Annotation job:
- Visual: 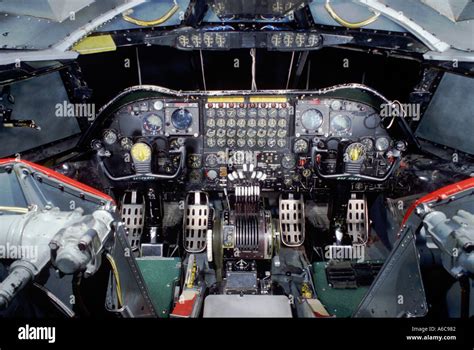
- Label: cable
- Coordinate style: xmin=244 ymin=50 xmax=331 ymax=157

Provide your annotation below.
xmin=250 ymin=48 xmax=258 ymax=91
xmin=286 ymin=51 xmax=295 ymax=89
xmin=106 ymin=253 xmax=123 ymax=308
xmin=199 ymin=50 xmax=207 ymax=91
xmin=123 ymin=1 xmax=179 ymax=27
xmin=325 ymin=0 xmax=380 ymax=29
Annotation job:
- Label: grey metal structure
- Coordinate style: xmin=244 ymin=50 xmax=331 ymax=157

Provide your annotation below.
xmin=0 ymin=207 xmax=114 ymax=308
xmin=354 ymin=227 xmax=428 ymax=318
xmin=422 ymin=209 xmax=474 ymax=278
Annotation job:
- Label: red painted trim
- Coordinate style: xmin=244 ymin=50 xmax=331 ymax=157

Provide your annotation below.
xmin=402 ymin=177 xmax=474 ymax=225
xmin=170 ymin=295 xmax=197 ymax=318
xmin=0 ymin=158 xmax=114 ymax=203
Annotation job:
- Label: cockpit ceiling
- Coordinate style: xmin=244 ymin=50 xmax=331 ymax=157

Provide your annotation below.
xmin=0 ymin=0 xmax=473 ymax=61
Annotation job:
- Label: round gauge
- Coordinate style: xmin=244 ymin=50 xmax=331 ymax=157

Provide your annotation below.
xmin=227 ymin=119 xmax=236 ymax=128
xmin=207 ymin=138 xmax=216 ymax=147
xmin=247 ymin=139 xmax=256 ymax=148
xmin=330 ymin=114 xmax=351 ymax=133
xmin=257 ymin=129 xmax=267 ymax=138
xmin=216 ymin=129 xmax=226 ymax=137
xmin=301 ymin=109 xmax=323 ymax=131
xmin=277 ymin=129 xmax=287 ymax=138
xmin=191 ymin=34 xmax=202 ymax=46
xmin=278 ymin=119 xmax=287 ymax=128
xmin=258 ymin=119 xmax=267 ymax=127
xmin=91 ymin=139 xmax=103 ymax=150
xmin=178 ymin=35 xmax=190 ymax=47
xmin=216 ymin=118 xmax=226 ymax=127
xmin=258 ymin=108 xmax=267 ymax=118
xmin=283 ymin=33 xmax=294 ymax=47
xmin=237 ymin=119 xmax=246 ymax=128
xmin=153 ymin=101 xmax=164 ymax=111
xmin=330 ymin=100 xmax=342 ymax=111
xmin=247 ymin=119 xmax=257 ymax=128
xmin=346 ymin=142 xmax=366 ymax=162
xmin=103 ymin=129 xmax=118 ymax=145
xmin=281 ymin=154 xmax=296 ymax=169
xmin=257 ymin=138 xmax=267 ymax=147
xmin=237 ymin=108 xmax=247 ymax=118
xmin=375 ymin=137 xmax=390 ymax=152
xmin=267 ymin=138 xmax=276 ymax=148
xmin=131 ymin=142 xmax=152 ymax=162
xmin=188 ymin=170 xmax=202 ymax=183
xmin=227 ymin=138 xmax=236 ymax=147
xmin=268 ymin=108 xmax=278 ymax=118
xmin=206 ymin=118 xmax=216 ymax=128
xmin=277 ymin=138 xmax=287 ymax=148
xmin=307 ymin=34 xmax=320 ymax=46
xmin=120 ymin=137 xmax=133 ymax=150
xmin=206 ymin=109 xmax=216 ymax=118
xmin=143 ymin=113 xmax=163 ymax=134
xmin=237 ymin=139 xmax=246 ymax=148
xmin=227 ymin=108 xmax=236 ymax=118
xmin=361 ymin=138 xmax=374 ymax=151
xmin=227 ymin=129 xmax=236 ymax=137
xmin=217 ymin=138 xmax=226 ymax=147
xmin=217 ymin=109 xmax=226 ymax=118
xmin=278 ymin=109 xmax=288 ymax=118
xmin=248 ymin=108 xmax=257 ymax=118
xmin=295 ymin=34 xmax=306 ymax=47
xmin=206 ymin=129 xmax=216 ymax=137
xmin=237 ymin=129 xmax=246 ymax=138
xmin=293 ymin=139 xmax=309 ymax=153
xmin=187 ymin=154 xmax=202 ymax=169
xmin=171 ymin=109 xmax=193 ymax=130
xmin=268 ymin=118 xmax=277 ymax=128
xmin=267 ymin=129 xmax=277 ymax=138
xmin=247 ymin=129 xmax=257 ymax=138
xmin=205 ymin=154 xmax=219 ymax=167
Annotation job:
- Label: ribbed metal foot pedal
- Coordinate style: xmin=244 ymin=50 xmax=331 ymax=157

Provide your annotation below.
xmin=346 ymin=194 xmax=368 ymax=243
xmin=183 ymin=192 xmax=210 ymax=253
xmin=121 ymin=191 xmax=145 ymax=252
xmin=279 ymin=193 xmax=305 ymax=247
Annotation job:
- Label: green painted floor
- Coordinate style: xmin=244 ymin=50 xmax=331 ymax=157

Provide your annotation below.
xmin=312 ymin=262 xmax=369 ymax=318
xmin=136 ymin=257 xmax=181 ymax=318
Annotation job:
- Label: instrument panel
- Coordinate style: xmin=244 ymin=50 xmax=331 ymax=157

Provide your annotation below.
xmin=88 ymin=90 xmax=405 ymax=191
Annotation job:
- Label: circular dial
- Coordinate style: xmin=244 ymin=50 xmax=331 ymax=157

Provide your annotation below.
xmin=227 ymin=108 xmax=236 ymax=118
xmin=143 ymin=113 xmax=163 ymax=134
xmin=103 ymin=129 xmax=118 ymax=145
xmin=361 ymin=138 xmax=374 ymax=151
xmin=330 ymin=114 xmax=351 ymax=133
xmin=375 ymin=137 xmax=390 ymax=152
xmin=131 ymin=143 xmax=152 ymax=162
xmin=301 ymin=109 xmax=323 ymax=131
xmin=187 ymin=154 xmax=202 ymax=168
xmin=237 ymin=108 xmax=246 ymax=118
xmin=206 ymin=109 xmax=216 ymax=118
xmin=281 ymin=154 xmax=295 ymax=169
xmin=293 ymin=139 xmax=309 ymax=153
xmin=345 ymin=142 xmax=366 ymax=162
xmin=120 ymin=137 xmax=133 ymax=150
xmin=171 ymin=109 xmax=193 ymax=130
xmin=153 ymin=101 xmax=164 ymax=111
xmin=207 ymin=138 xmax=216 ymax=147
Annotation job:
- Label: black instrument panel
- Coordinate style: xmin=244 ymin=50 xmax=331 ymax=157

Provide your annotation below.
xmin=89 ymin=92 xmax=403 ymax=190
